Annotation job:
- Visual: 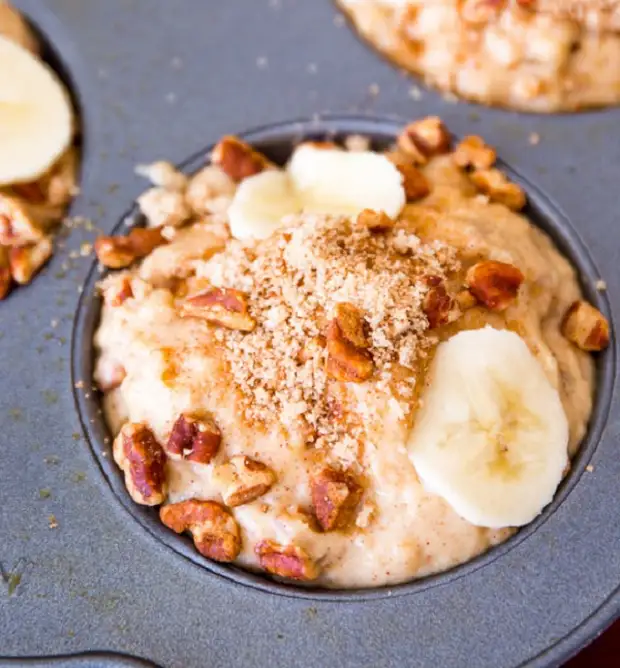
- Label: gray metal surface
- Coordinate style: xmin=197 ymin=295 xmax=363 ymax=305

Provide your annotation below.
xmin=1 ymin=1 xmax=619 ymax=667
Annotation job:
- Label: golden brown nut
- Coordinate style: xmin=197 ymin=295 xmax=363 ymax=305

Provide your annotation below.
xmin=396 ymin=162 xmax=431 ymax=202
xmin=562 ymin=300 xmax=610 ymax=352
xmin=453 ymin=136 xmax=497 ymax=170
xmin=326 ymin=303 xmax=374 ymax=382
xmin=166 ymin=413 xmax=221 ymax=464
xmin=469 ymin=169 xmax=526 ymax=210
xmin=211 ymin=135 xmax=273 ymax=182
xmin=180 ymin=287 xmax=256 ymax=332
xmin=310 ymin=467 xmax=363 ymax=532
xmin=95 ymin=227 xmax=168 ymax=269
xmin=0 ymin=194 xmax=45 ymax=246
xmin=356 ymin=209 xmax=395 ymax=233
xmin=466 ymin=260 xmax=524 ymax=311
xmin=397 ymin=116 xmax=451 ymax=164
xmin=216 ymin=455 xmax=276 ymax=507
xmin=0 ymin=245 xmax=12 ymax=300
xmin=160 ymin=499 xmax=241 ymax=562
xmin=113 ymin=423 xmax=167 ymax=506
xmin=255 ymin=540 xmax=320 ymax=581
xmin=423 ymin=276 xmax=455 ymax=329
xmin=9 ymin=236 xmax=53 ymax=284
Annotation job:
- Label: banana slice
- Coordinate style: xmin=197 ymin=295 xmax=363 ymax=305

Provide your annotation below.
xmin=228 ymin=170 xmax=302 ymax=241
xmin=408 ymin=327 xmax=569 ymax=529
xmin=287 ymin=144 xmax=405 ymax=218
xmin=0 ymin=36 xmax=73 ymax=185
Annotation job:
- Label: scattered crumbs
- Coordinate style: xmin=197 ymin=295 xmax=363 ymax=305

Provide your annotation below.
xmin=586 ymin=465 xmax=594 ymax=472
xmin=58 ymin=337 xmax=67 ymax=345
xmin=44 ymin=455 xmax=61 ymax=466
xmin=71 ymin=472 xmax=86 ymax=484
xmin=7 ymin=571 xmax=22 ymax=597
xmin=307 ymin=62 xmax=318 ymax=75
xmin=596 ymin=279 xmax=607 ymax=292
xmin=74 ymin=380 xmax=85 ymax=389
xmin=8 ymin=408 xmax=22 ymax=421
xmin=50 ymin=319 xmax=59 ymax=329
xmin=468 ymin=111 xmax=481 ymax=122
xmin=72 ymin=432 xmax=82 ymax=441
xmin=276 ymin=633 xmax=285 ymax=640
xmin=80 ymin=242 xmax=93 ymax=257
xmin=165 ymin=92 xmax=177 ymax=104
xmin=48 ymin=514 xmax=59 ymax=529
xmin=442 ymin=91 xmax=459 ymax=104
xmin=39 ymin=488 xmax=52 ymax=500
xmin=56 ymin=297 xmax=66 ymax=307
xmin=68 ymin=250 xmax=79 ymax=260
xmin=368 ymin=83 xmax=380 ymax=96
xmin=67 ymin=630 xmax=75 ymax=638
xmin=107 ymin=184 xmax=120 ymax=195
xmin=528 ymin=132 xmax=540 ymax=146
xmin=333 ymin=13 xmax=345 ymax=27
xmin=305 ymin=607 xmax=318 ymax=619
xmin=77 ymin=285 xmax=83 ymax=294
xmin=408 ymin=85 xmax=422 ymax=101
xmin=42 ymin=390 xmax=59 ymax=405
xmin=44 ymin=332 xmax=54 ymax=340
xmin=256 ymin=56 xmax=268 ymax=69
xmin=101 ymin=451 xmax=108 ymax=458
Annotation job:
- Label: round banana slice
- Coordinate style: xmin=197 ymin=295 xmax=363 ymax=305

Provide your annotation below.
xmin=288 ymin=144 xmax=406 ymax=219
xmin=0 ymin=36 xmax=73 ymax=185
xmin=228 ymin=170 xmax=301 ymax=241
xmin=408 ymin=327 xmax=569 ymax=529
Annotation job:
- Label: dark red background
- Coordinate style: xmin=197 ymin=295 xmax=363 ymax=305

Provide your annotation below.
xmin=565 ymin=619 xmax=620 ymax=666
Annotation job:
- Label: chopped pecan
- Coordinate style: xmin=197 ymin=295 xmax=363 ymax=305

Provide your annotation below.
xmin=216 ymin=455 xmax=276 ymax=507
xmin=9 ymin=237 xmax=53 ymax=284
xmin=113 ymin=423 xmax=167 ymax=506
xmin=396 ymin=162 xmax=431 ymax=202
xmin=166 ymin=413 xmax=221 ymax=464
xmin=310 ymin=467 xmax=363 ymax=532
xmin=326 ymin=303 xmax=374 ymax=382
xmin=466 ymin=260 xmax=524 ymax=311
xmin=469 ymin=169 xmax=526 ymax=210
xmin=356 ymin=208 xmax=395 ymax=232
xmin=100 ymin=274 xmax=134 ymax=307
xmin=397 ymin=116 xmax=451 ymax=164
xmin=0 ymin=246 xmax=12 ymax=300
xmin=562 ymin=300 xmax=610 ymax=352
xmin=453 ymin=135 xmax=497 ymax=170
xmin=0 ymin=195 xmax=45 ymax=246
xmin=255 ymin=540 xmax=319 ymax=581
xmin=211 ymin=135 xmax=273 ymax=182
xmin=423 ymin=276 xmax=455 ymax=328
xmin=160 ymin=499 xmax=241 ymax=562
xmin=180 ymin=287 xmax=256 ymax=332
xmin=460 ymin=0 xmax=505 ymax=24
xmin=95 ymin=227 xmax=168 ymax=269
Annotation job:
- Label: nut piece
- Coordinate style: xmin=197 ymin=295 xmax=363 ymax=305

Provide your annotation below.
xmin=95 ymin=227 xmax=168 ymax=269
xmin=469 ymin=169 xmax=526 ymax=210
xmin=160 ymin=499 xmax=241 ymax=562
xmin=166 ymin=413 xmax=221 ymax=464
xmin=460 ymin=0 xmax=505 ymax=24
xmin=216 ymin=455 xmax=276 ymax=507
xmin=397 ymin=116 xmax=451 ymax=164
xmin=423 ymin=276 xmax=455 ymax=328
xmin=466 ymin=260 xmax=524 ymax=311
xmin=310 ymin=467 xmax=363 ymax=532
xmin=326 ymin=303 xmax=374 ymax=382
xmin=9 ymin=237 xmax=53 ymax=284
xmin=137 ymin=187 xmax=191 ymax=228
xmin=396 ymin=162 xmax=431 ymax=202
xmin=113 ymin=423 xmax=167 ymax=506
xmin=211 ymin=135 xmax=273 ymax=182
xmin=453 ymin=136 xmax=497 ymax=170
xmin=180 ymin=287 xmax=256 ymax=332
xmin=100 ymin=274 xmax=134 ymax=307
xmin=0 ymin=194 xmax=44 ymax=246
xmin=562 ymin=300 xmax=610 ymax=352
xmin=255 ymin=540 xmax=320 ymax=581
xmin=356 ymin=208 xmax=395 ymax=232
xmin=0 ymin=245 xmax=12 ymax=300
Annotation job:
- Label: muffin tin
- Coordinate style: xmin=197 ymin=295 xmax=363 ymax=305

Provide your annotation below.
xmin=2 ymin=1 xmax=619 ymax=666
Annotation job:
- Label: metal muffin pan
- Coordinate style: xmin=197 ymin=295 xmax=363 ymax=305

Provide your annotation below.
xmin=2 ymin=1 xmax=619 ymax=666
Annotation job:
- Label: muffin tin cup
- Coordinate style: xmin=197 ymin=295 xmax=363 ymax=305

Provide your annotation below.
xmin=3 ymin=1 xmax=620 ymax=667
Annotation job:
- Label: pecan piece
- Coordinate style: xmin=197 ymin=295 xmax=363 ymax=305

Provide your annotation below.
xmin=255 ymin=540 xmax=319 ymax=581
xmin=326 ymin=303 xmax=374 ymax=382
xmin=469 ymin=169 xmax=526 ymax=210
xmin=396 ymin=162 xmax=431 ymax=202
xmin=9 ymin=237 xmax=53 ymax=284
xmin=0 ymin=194 xmax=45 ymax=246
xmin=216 ymin=455 xmax=276 ymax=507
xmin=113 ymin=423 xmax=167 ymax=506
xmin=310 ymin=467 xmax=363 ymax=532
xmin=95 ymin=227 xmax=168 ymax=269
xmin=0 ymin=245 xmax=12 ymax=300
xmin=423 ymin=276 xmax=455 ymax=328
xmin=180 ymin=287 xmax=256 ymax=332
xmin=453 ymin=135 xmax=497 ymax=170
xmin=397 ymin=116 xmax=451 ymax=164
xmin=466 ymin=260 xmax=524 ymax=311
xmin=562 ymin=300 xmax=610 ymax=352
xmin=166 ymin=413 xmax=221 ymax=464
xmin=211 ymin=135 xmax=273 ymax=182
xmin=356 ymin=209 xmax=394 ymax=232
xmin=160 ymin=499 xmax=241 ymax=562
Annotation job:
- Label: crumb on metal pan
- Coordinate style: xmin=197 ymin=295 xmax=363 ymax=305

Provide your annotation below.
xmin=596 ymin=280 xmax=607 ymax=291
xmin=528 ymin=133 xmax=541 ymax=146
